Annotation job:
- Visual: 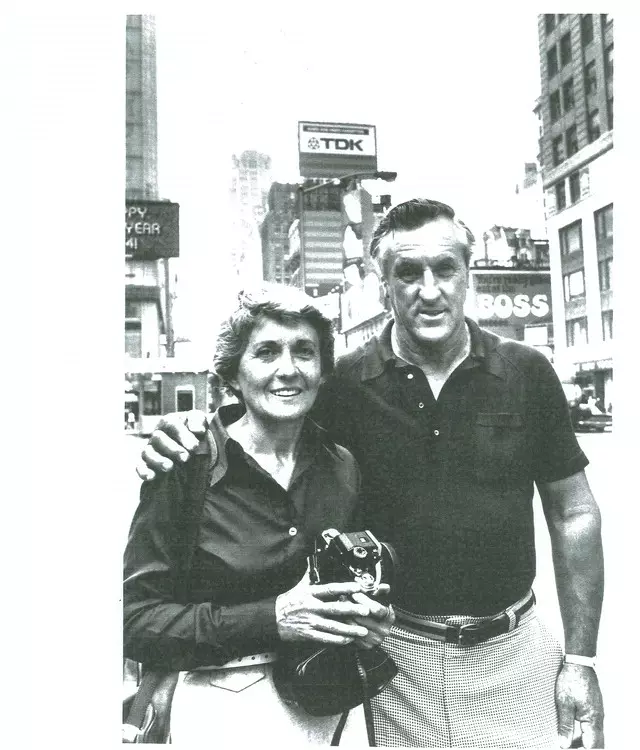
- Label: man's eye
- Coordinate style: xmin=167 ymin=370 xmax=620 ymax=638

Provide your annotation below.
xmin=396 ymin=266 xmax=421 ymax=281
xmin=437 ymin=263 xmax=457 ymax=276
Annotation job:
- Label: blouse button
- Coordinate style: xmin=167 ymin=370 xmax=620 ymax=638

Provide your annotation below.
xmin=288 ymin=527 xmax=298 ymax=536
xmin=418 ymin=402 xmax=424 ymax=409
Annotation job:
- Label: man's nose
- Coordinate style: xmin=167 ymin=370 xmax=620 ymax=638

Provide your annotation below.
xmin=418 ymin=269 xmax=440 ymax=299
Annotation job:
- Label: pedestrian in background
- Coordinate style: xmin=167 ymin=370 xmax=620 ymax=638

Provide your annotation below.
xmin=136 ymin=198 xmax=604 ymax=748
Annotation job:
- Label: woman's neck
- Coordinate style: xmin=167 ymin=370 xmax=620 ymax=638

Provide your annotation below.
xmin=226 ymin=412 xmax=305 ymax=463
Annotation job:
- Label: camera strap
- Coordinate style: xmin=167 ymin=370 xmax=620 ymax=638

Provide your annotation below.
xmin=329 ymin=651 xmax=377 ymax=746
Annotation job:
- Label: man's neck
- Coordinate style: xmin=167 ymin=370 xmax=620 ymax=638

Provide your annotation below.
xmin=391 ymin=321 xmax=471 ymax=378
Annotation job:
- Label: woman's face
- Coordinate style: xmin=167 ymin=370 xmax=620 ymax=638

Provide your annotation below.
xmin=231 ymin=317 xmax=323 ymax=425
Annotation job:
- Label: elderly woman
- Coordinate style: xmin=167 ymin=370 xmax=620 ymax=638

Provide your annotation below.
xmin=123 ymin=284 xmax=394 ymax=744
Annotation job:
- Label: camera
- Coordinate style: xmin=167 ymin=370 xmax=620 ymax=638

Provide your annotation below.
xmin=308 ymin=528 xmax=396 ymax=595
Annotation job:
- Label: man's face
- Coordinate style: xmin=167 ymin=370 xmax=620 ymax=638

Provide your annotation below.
xmin=378 ymin=218 xmax=470 ymax=349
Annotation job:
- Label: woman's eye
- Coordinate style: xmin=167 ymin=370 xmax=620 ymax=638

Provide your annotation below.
xmin=255 ymin=347 xmax=275 ymax=359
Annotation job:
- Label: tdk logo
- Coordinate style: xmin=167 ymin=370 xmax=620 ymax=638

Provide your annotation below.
xmin=308 ymin=137 xmax=364 ymax=151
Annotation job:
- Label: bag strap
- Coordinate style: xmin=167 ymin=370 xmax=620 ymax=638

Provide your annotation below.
xmin=123 ymin=433 xmax=215 ymax=742
xmin=330 ymin=650 xmax=377 ymax=746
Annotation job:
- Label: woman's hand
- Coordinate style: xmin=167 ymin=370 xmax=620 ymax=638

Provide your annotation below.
xmin=276 ymin=575 xmax=378 ymax=646
xmin=350 ymin=588 xmax=395 ymax=650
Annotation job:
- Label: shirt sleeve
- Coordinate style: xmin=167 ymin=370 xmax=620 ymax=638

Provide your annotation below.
xmin=528 ymin=350 xmax=589 ymax=483
xmin=123 ymin=468 xmax=280 ymax=671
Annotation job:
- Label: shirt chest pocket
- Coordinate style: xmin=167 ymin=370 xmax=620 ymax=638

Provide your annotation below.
xmin=474 ymin=412 xmax=529 ymax=484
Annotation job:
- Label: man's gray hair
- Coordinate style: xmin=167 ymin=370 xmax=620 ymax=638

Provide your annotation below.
xmin=369 ymin=198 xmax=475 ymax=276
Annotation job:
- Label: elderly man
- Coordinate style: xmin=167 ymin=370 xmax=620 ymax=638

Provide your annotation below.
xmin=137 ymin=198 xmax=604 ymax=748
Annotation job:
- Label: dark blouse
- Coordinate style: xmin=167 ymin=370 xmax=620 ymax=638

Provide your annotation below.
xmin=123 ymin=404 xmax=361 ymax=671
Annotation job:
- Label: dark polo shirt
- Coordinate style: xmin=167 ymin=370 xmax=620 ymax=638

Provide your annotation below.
xmin=313 ymin=318 xmax=588 ymax=616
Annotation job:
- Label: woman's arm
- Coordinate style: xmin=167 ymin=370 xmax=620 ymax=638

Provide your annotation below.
xmin=124 ymin=468 xmax=376 ymax=671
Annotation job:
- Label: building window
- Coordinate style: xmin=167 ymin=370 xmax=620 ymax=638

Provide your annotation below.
xmin=562 ymin=78 xmax=574 ymax=111
xmin=558 ymin=14 xmax=566 ymax=21
xmin=588 ymin=109 xmax=601 ymax=142
xmin=566 ymin=125 xmax=579 ymax=157
xmin=560 ymin=32 xmax=572 ymax=67
xmin=581 ymin=14 xmax=594 ymax=46
xmin=569 ymin=171 xmax=581 ymax=203
xmin=566 ymin=317 xmax=588 ymax=347
xmin=563 ymin=270 xmax=585 ymax=301
xmin=607 ymin=97 xmax=614 ymax=130
xmin=556 ymin=181 xmax=567 ymax=210
xmin=552 ymin=135 xmax=565 ymax=166
xmin=598 ymin=258 xmax=613 ymax=292
xmin=602 ymin=310 xmax=613 ymax=341
xmin=584 ymin=61 xmax=597 ymax=95
xmin=605 ymin=44 xmax=614 ymax=79
xmin=176 ymin=387 xmax=195 ymax=412
xmin=559 ymin=220 xmax=583 ymax=256
xmin=594 ymin=204 xmax=613 ymax=243
xmin=125 ymin=323 xmax=142 ymax=358
xmin=547 ymin=46 xmax=559 ymax=78
xmin=545 ymin=14 xmax=556 ymax=34
xmin=550 ymin=90 xmax=561 ymax=122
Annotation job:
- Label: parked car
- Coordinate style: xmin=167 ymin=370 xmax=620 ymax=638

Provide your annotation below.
xmin=571 ymin=404 xmax=613 ymax=433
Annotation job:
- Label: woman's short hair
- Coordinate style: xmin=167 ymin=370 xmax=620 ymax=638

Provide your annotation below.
xmin=213 ymin=283 xmax=335 ymax=393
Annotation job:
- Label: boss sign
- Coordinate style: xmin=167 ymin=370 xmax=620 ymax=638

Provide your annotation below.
xmin=471 ymin=272 xmax=552 ymax=325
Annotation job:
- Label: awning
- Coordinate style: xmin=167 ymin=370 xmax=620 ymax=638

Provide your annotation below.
xmin=124 ymin=393 xmax=139 ymax=403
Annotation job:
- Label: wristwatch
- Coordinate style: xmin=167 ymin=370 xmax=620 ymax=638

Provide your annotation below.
xmin=563 ymin=653 xmax=596 ymax=669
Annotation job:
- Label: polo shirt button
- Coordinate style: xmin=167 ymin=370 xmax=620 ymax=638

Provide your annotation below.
xmin=288 ymin=527 xmax=298 ymax=536
xmin=418 ymin=402 xmax=424 ymax=409
xmin=434 ymin=429 xmax=440 ymax=436
xmin=407 ymin=373 xmax=414 ymax=380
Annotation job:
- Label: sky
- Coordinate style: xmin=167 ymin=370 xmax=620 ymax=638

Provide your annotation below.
xmin=152 ymin=7 xmax=543 ymax=350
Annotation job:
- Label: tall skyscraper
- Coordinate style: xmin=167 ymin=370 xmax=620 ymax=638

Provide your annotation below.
xmin=125 ymin=15 xmax=166 ymax=363
xmin=229 ymin=150 xmax=272 ymax=284
xmin=537 ymin=13 xmax=613 ymax=410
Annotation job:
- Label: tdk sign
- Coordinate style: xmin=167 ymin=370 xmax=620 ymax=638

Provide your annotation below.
xmin=307 ymin=136 xmax=364 ymax=152
xmin=299 ymin=121 xmax=377 ymax=177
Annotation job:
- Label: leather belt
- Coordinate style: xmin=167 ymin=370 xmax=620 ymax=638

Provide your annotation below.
xmin=192 ymin=652 xmax=278 ymax=671
xmin=396 ymin=590 xmax=535 ymax=647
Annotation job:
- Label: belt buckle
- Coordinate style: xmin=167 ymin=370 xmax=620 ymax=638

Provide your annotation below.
xmin=457 ymin=622 xmax=484 ymax=647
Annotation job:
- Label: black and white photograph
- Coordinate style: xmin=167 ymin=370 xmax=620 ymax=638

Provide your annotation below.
xmin=15 ymin=6 xmax=638 ymax=749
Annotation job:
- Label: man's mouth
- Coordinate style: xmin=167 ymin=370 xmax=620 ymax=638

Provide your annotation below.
xmin=418 ymin=309 xmax=446 ymax=318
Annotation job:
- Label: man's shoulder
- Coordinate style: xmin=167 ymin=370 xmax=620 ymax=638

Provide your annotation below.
xmin=477 ymin=324 xmax=554 ymax=375
xmin=334 ymin=337 xmax=377 ymax=380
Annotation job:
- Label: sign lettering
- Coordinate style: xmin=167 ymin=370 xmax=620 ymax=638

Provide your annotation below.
xmin=124 ymin=200 xmax=179 ymax=258
xmin=471 ymin=271 xmax=552 ymax=325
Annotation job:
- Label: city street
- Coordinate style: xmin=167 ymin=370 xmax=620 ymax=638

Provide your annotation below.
xmin=121 ymin=430 xmax=627 ymax=743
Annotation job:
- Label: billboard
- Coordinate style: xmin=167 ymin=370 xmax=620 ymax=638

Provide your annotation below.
xmin=298 ymin=121 xmax=377 ymax=178
xmin=470 ymin=270 xmax=552 ymax=326
xmin=125 ymin=200 xmax=179 ymax=259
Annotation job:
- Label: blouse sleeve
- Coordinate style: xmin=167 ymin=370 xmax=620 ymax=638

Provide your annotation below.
xmin=123 ymin=467 xmax=280 ymax=671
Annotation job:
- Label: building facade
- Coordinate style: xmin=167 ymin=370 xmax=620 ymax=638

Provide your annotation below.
xmin=229 ymin=150 xmax=272 ymax=285
xmin=537 ymin=13 xmax=613 ymax=410
xmin=260 ymin=183 xmax=298 ymax=284
xmin=125 ymin=14 xmax=165 ymax=362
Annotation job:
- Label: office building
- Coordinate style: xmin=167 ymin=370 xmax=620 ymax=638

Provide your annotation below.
xmin=537 ymin=13 xmax=613 ymax=409
xmin=260 ymin=183 xmax=298 ymax=284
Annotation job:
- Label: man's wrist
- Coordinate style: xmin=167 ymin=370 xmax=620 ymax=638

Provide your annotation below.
xmin=563 ymin=653 xmax=596 ymax=669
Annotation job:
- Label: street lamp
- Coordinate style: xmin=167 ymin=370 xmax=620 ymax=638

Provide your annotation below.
xmin=296 ymin=171 xmax=397 ymax=292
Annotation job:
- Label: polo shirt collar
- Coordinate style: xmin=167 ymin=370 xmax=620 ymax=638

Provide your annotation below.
xmin=359 ymin=317 xmax=507 ymax=381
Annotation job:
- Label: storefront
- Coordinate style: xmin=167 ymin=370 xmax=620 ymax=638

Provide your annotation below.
xmin=124 ymin=358 xmax=212 ymax=435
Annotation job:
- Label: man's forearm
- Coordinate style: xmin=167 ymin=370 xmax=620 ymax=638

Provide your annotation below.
xmin=550 ymin=507 xmax=604 ymax=655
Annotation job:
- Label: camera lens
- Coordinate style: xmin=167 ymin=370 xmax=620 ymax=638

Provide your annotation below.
xmin=353 ymin=547 xmax=368 ymax=559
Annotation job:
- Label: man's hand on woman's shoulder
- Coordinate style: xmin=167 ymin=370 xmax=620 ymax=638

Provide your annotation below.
xmin=136 ymin=409 xmax=209 ymax=481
